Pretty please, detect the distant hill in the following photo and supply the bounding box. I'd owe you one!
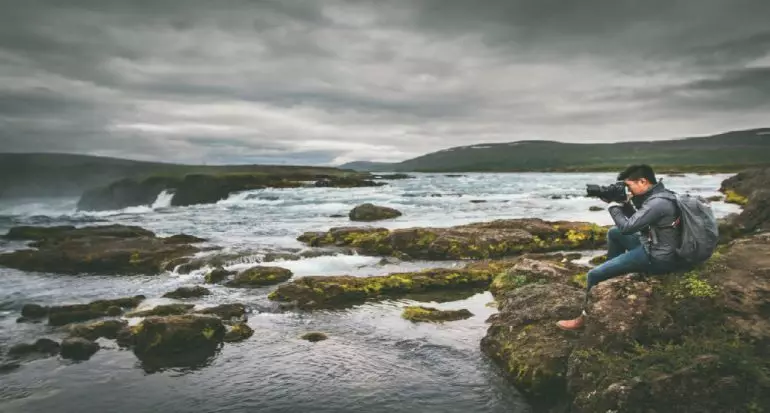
[0,153,354,198]
[340,127,770,172]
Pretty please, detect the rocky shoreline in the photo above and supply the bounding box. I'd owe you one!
[1,168,768,412]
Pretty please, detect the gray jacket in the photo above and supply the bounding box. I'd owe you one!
[608,182,681,264]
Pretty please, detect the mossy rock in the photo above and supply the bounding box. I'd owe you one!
[130,315,226,359]
[195,303,247,321]
[589,254,608,265]
[21,304,48,318]
[297,218,608,260]
[60,337,100,361]
[301,332,328,342]
[162,285,211,299]
[8,338,60,357]
[723,189,749,206]
[126,304,194,317]
[349,203,402,221]
[269,262,506,309]
[226,266,293,287]
[401,306,473,322]
[589,206,604,211]
[47,295,145,326]
[489,257,588,296]
[69,319,128,340]
[223,322,254,342]
[205,267,234,284]
[0,225,200,275]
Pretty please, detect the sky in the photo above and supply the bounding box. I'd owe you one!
[1,0,769,166]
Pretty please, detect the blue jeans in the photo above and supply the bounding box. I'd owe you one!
[586,227,677,291]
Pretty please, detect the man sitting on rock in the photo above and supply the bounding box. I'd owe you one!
[558,164,687,330]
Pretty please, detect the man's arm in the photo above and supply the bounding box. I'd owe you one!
[609,198,667,235]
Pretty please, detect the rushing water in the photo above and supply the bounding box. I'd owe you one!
[0,173,740,413]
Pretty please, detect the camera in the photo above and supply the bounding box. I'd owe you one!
[586,181,627,203]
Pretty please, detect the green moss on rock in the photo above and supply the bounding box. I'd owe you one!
[126,304,194,317]
[226,266,293,287]
[401,306,473,322]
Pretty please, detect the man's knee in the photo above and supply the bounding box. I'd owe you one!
[608,226,621,240]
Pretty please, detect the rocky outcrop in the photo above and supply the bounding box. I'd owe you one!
[0,225,201,275]
[126,304,195,317]
[718,167,770,235]
[348,203,402,221]
[68,320,128,341]
[20,295,146,326]
[481,235,770,412]
[298,218,608,260]
[78,171,385,211]
[269,260,510,309]
[223,322,254,342]
[129,315,226,367]
[194,303,247,321]
[401,306,473,322]
[225,266,293,287]
[7,338,60,359]
[162,285,211,299]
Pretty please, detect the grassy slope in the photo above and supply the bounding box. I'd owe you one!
[342,127,770,172]
[0,153,354,198]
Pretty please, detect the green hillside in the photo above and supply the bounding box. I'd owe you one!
[0,153,354,198]
[341,128,770,172]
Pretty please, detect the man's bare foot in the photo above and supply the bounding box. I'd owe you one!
[557,314,585,330]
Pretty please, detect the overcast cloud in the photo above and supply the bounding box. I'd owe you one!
[0,0,768,165]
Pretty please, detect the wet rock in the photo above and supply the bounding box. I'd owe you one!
[348,203,402,221]
[226,266,293,287]
[60,337,100,361]
[0,224,200,275]
[0,362,21,373]
[330,214,346,218]
[706,195,724,202]
[589,254,608,265]
[126,304,194,317]
[76,176,177,211]
[223,322,254,342]
[401,306,473,322]
[269,261,507,309]
[47,295,145,326]
[205,267,235,284]
[21,303,48,318]
[8,338,60,357]
[297,218,608,260]
[470,199,487,203]
[481,283,584,401]
[589,206,604,211]
[300,332,328,342]
[490,256,588,295]
[195,303,247,321]
[163,234,207,244]
[162,285,212,299]
[69,320,128,340]
[131,315,226,358]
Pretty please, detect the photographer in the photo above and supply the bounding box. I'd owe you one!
[557,164,688,331]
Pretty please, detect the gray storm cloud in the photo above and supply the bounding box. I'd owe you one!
[0,0,768,165]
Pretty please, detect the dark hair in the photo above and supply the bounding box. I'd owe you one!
[617,164,657,184]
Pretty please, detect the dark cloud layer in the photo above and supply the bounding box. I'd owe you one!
[1,0,768,165]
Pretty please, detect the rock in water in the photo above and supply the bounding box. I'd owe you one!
[223,323,254,342]
[60,338,100,361]
[68,320,128,340]
[300,332,328,342]
[205,267,234,284]
[0,224,199,275]
[126,304,194,317]
[162,285,212,299]
[131,315,226,359]
[195,304,247,321]
[401,306,473,322]
[226,266,293,287]
[348,203,402,221]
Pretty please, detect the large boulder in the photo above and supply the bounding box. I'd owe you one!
[482,235,770,412]
[60,337,100,360]
[194,303,247,321]
[0,225,200,275]
[130,315,226,367]
[8,338,60,358]
[226,266,293,287]
[719,167,770,234]
[298,218,608,260]
[348,203,402,221]
[69,319,128,340]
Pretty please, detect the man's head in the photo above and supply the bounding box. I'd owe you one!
[617,164,657,196]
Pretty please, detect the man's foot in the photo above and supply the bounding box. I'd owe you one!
[557,314,585,331]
